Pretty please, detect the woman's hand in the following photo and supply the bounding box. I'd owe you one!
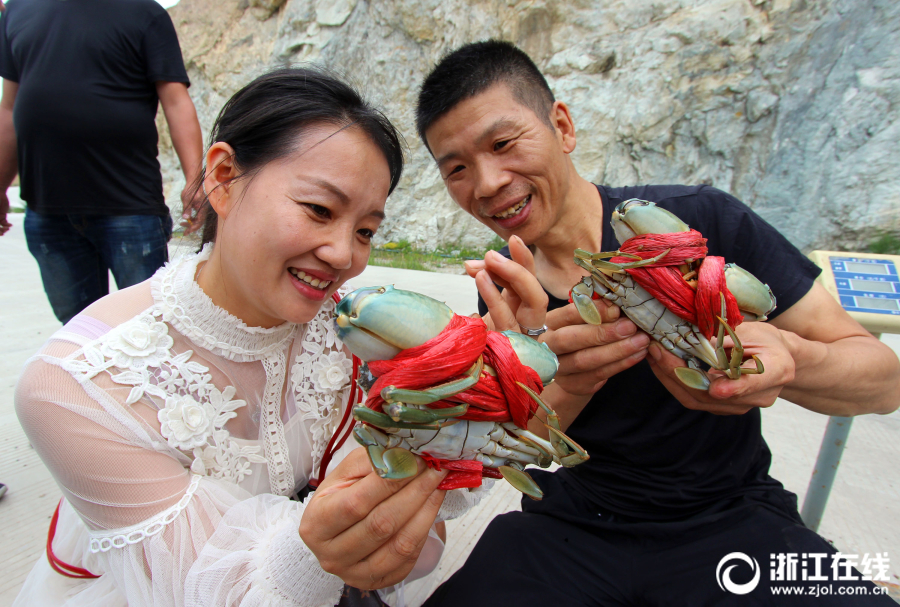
[299,447,447,590]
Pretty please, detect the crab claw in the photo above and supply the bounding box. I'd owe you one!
[498,465,543,500]
[572,277,603,326]
[354,426,419,480]
[674,366,712,391]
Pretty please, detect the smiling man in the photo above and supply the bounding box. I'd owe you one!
[418,40,900,605]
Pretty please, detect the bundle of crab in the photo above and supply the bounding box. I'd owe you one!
[572,199,778,391]
[334,286,588,499]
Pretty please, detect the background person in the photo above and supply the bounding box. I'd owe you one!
[0,0,204,324]
[417,40,900,605]
[13,68,488,607]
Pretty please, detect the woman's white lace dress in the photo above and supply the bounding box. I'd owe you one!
[13,246,485,607]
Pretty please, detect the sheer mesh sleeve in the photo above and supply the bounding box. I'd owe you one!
[15,348,343,606]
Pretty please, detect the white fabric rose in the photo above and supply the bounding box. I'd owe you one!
[310,351,352,392]
[103,316,174,370]
[158,394,215,450]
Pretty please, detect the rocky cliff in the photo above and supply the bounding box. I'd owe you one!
[158,0,900,252]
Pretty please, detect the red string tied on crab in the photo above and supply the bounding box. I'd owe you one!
[611,229,743,340]
[364,314,543,490]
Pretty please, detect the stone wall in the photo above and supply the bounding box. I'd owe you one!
[158,0,900,252]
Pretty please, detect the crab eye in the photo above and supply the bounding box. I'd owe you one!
[617,199,651,215]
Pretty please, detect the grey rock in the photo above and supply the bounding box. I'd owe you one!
[160,0,900,254]
[746,89,780,123]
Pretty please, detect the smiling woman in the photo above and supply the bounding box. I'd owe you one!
[13,68,484,607]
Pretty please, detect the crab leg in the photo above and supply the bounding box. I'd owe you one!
[381,357,484,406]
[353,407,444,431]
[575,247,671,275]
[514,383,590,467]
[572,278,603,326]
[354,425,419,480]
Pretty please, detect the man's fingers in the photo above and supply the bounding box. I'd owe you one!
[546,300,620,331]
[483,250,547,331]
[555,330,649,375]
[463,259,485,279]
[544,318,640,357]
[476,270,518,331]
[646,343,775,414]
[507,235,537,275]
[552,351,647,395]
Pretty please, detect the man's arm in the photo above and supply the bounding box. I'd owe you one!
[647,282,900,416]
[155,81,204,233]
[772,282,899,414]
[0,78,18,236]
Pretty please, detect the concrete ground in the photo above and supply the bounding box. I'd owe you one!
[1,210,899,604]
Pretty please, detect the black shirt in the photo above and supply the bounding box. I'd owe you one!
[480,184,822,520]
[0,0,189,216]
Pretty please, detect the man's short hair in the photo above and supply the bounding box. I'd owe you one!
[416,40,556,150]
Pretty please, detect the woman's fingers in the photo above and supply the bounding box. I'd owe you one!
[303,448,424,540]
[342,486,447,589]
[300,448,449,587]
[322,465,447,566]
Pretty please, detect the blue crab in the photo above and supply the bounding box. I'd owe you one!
[571,199,777,391]
[334,285,588,499]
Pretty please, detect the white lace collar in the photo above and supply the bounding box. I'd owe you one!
[150,245,299,363]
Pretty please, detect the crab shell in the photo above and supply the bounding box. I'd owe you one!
[334,285,558,384]
[611,199,776,321]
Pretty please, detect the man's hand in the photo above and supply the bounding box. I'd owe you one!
[0,190,11,236]
[646,321,796,415]
[464,235,548,333]
[465,237,650,394]
[180,183,206,235]
[542,299,650,396]
[156,81,204,235]
[299,447,447,590]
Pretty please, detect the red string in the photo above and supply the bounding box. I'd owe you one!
[310,293,365,487]
[611,230,743,339]
[365,315,542,429]
[47,500,100,579]
[363,314,544,490]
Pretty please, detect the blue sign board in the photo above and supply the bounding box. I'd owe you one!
[830,256,899,315]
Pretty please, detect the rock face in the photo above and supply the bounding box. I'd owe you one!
[159,0,900,252]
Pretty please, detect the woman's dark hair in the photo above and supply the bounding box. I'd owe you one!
[195,67,404,245]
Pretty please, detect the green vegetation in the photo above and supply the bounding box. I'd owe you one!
[368,236,507,273]
[868,233,900,256]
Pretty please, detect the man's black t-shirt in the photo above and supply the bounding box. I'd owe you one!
[479,184,822,520]
[0,0,190,216]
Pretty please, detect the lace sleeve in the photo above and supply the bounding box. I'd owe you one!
[436,480,495,523]
[15,356,343,607]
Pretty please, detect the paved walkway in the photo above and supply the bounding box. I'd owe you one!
[1,211,899,604]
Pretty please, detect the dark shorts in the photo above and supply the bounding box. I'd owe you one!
[24,210,172,324]
[425,471,894,606]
